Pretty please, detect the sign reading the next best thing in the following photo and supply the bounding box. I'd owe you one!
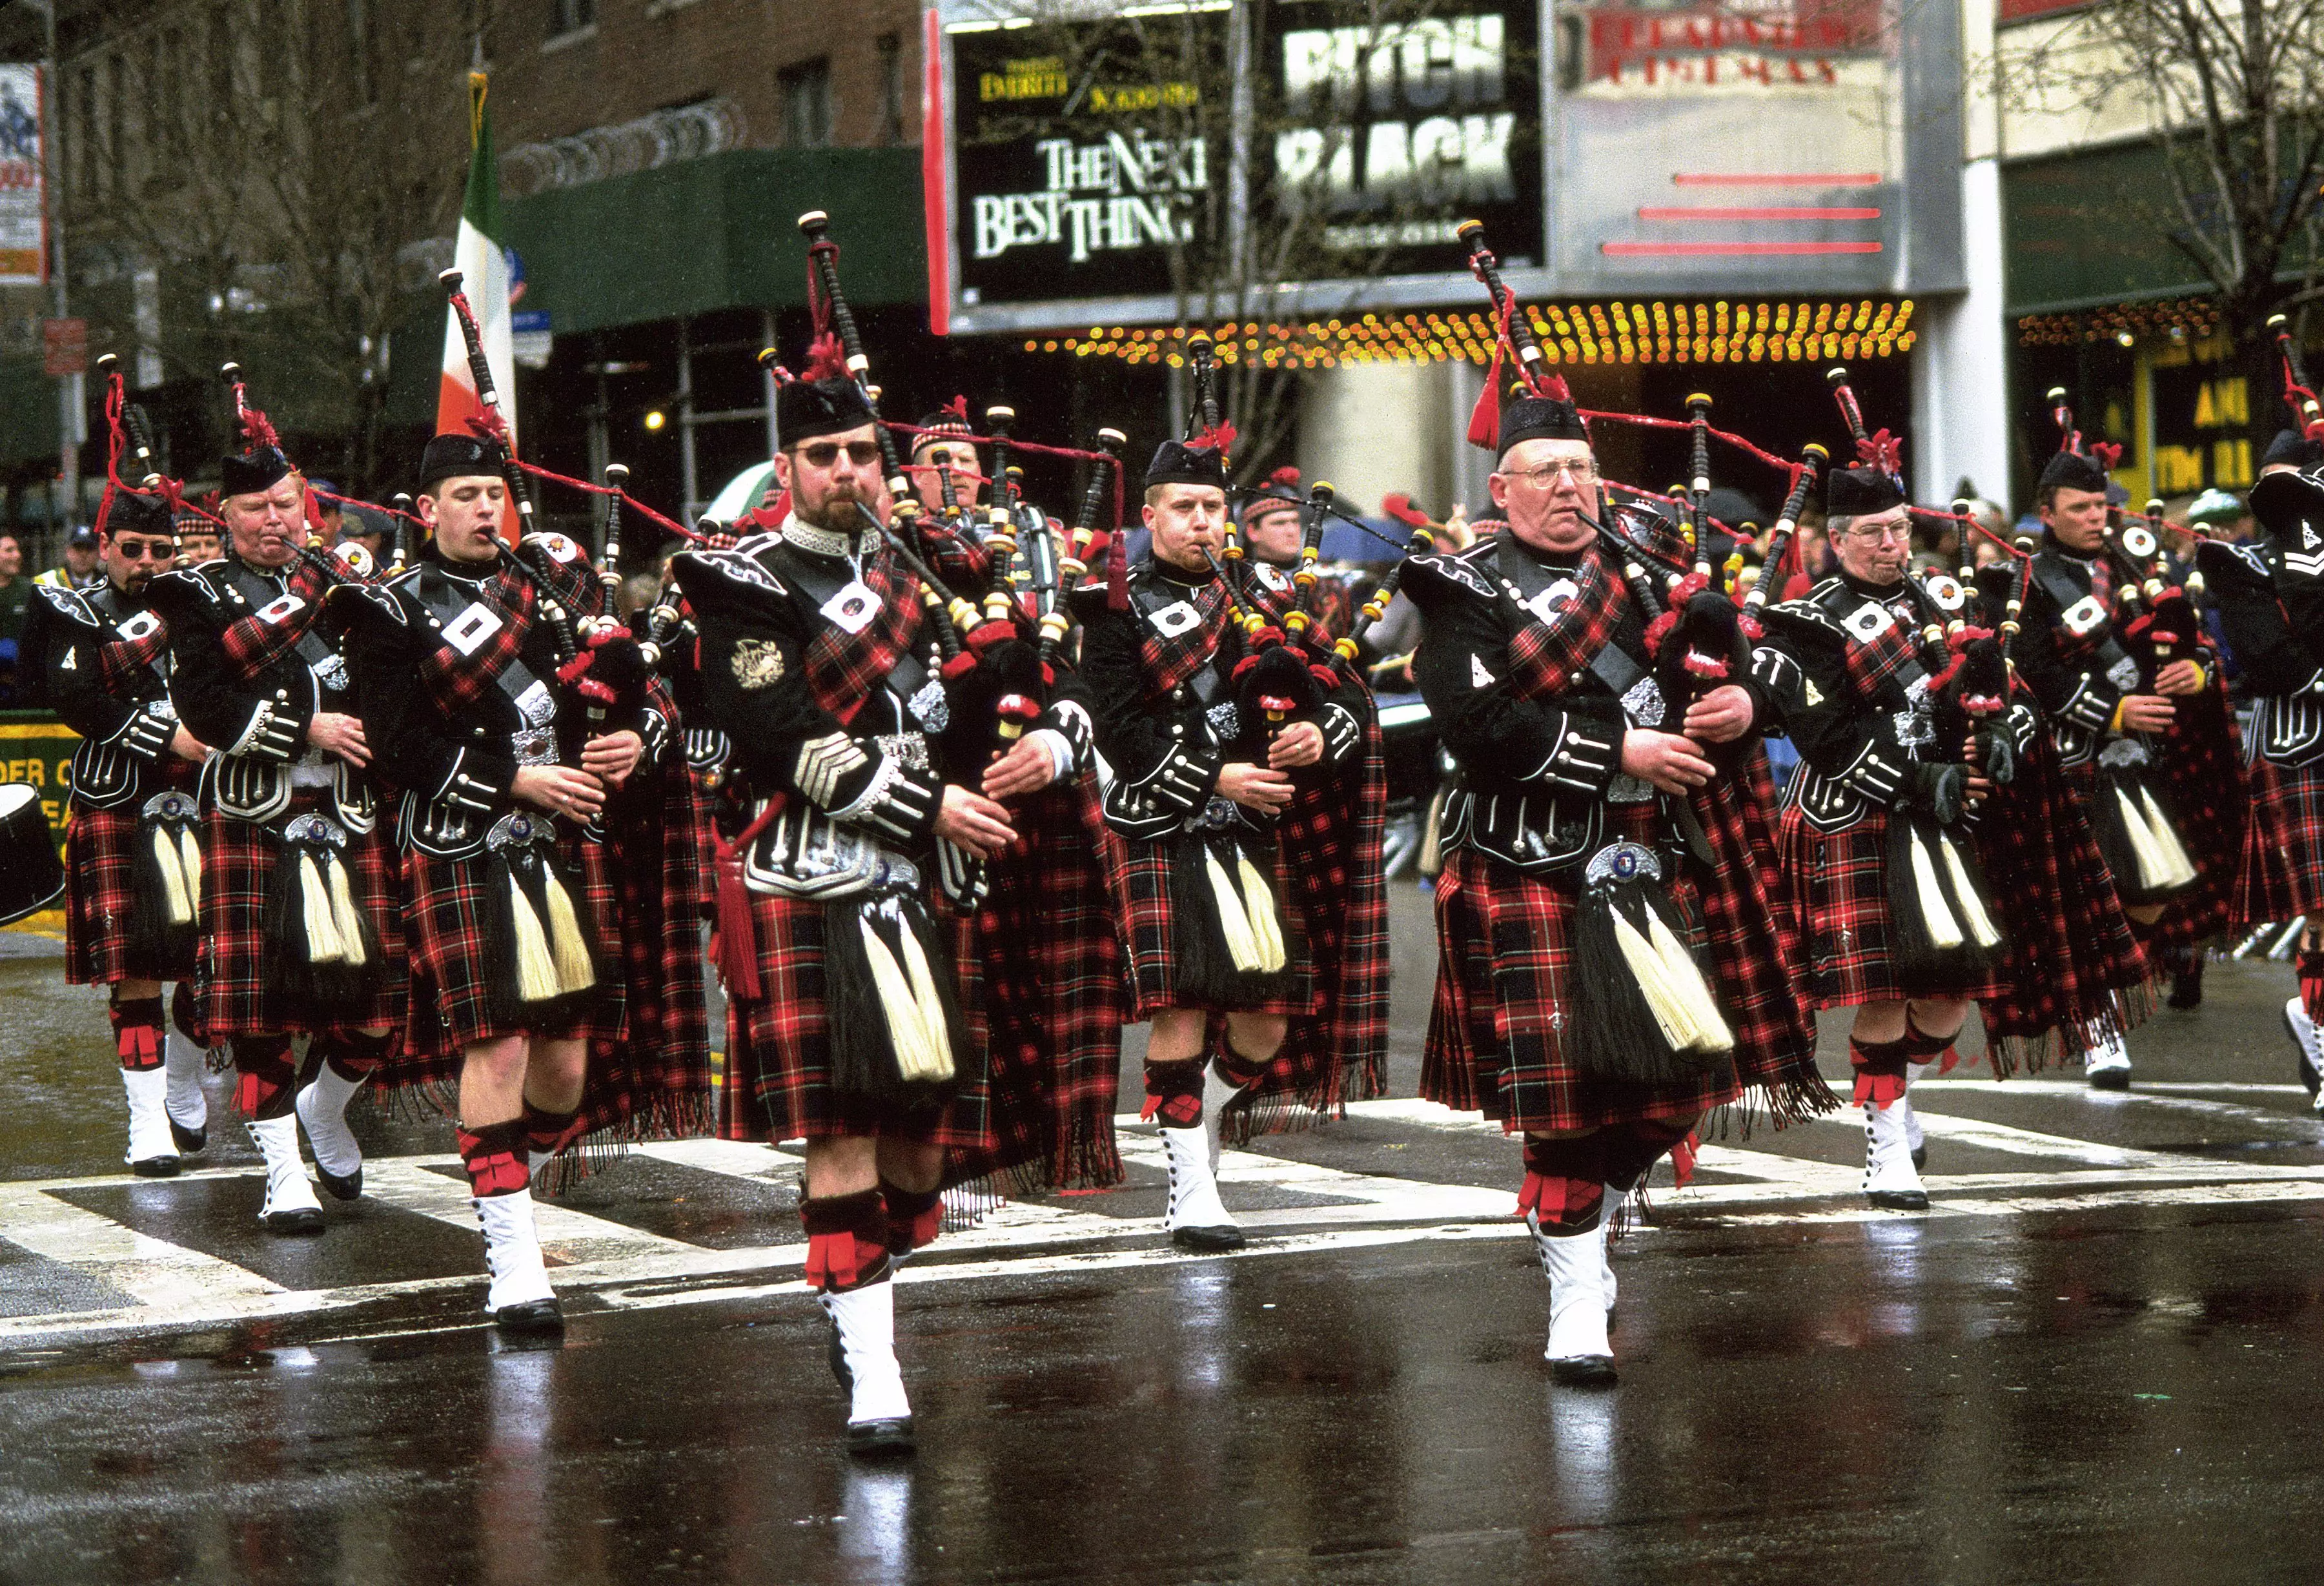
[950,0,1542,310]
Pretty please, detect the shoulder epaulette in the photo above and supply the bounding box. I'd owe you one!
[30,582,97,628]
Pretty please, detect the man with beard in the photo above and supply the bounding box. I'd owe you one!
[36,480,212,1175]
[674,354,1017,1456]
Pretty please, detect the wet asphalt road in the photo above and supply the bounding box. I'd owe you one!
[5,897,2324,1584]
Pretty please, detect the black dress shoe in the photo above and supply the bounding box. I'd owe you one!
[312,1162,363,1202]
[1911,1144,1927,1170]
[1170,1225,1247,1254]
[1550,1356,1618,1387]
[492,1299,566,1335]
[262,1206,326,1235]
[2167,965,2205,1010]
[1867,1188,1930,1211]
[848,1418,916,1458]
[2088,1068,2132,1092]
[168,1119,207,1154]
[130,1154,181,1179]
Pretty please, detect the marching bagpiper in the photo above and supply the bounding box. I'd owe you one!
[148,373,403,1235]
[673,342,1017,1456]
[1238,466,1356,643]
[344,431,657,1331]
[898,400,1132,1195]
[1758,451,2015,1210]
[1076,419,1388,1255]
[1407,381,1830,1383]
[2014,431,2217,1086]
[33,378,212,1176]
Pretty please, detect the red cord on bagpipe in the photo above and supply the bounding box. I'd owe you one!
[882,418,1126,536]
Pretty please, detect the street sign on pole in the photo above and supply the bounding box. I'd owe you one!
[41,316,85,377]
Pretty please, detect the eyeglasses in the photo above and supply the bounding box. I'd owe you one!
[112,540,174,560]
[796,441,884,469]
[1842,523,1913,545]
[1501,459,1596,488]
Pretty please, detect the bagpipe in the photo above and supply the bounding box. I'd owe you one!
[440,269,655,757]
[2269,312,2324,444]
[220,362,382,594]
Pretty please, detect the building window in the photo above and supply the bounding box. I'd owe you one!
[876,34,905,146]
[551,0,596,37]
[779,57,833,148]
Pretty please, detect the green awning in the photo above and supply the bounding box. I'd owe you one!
[500,147,928,337]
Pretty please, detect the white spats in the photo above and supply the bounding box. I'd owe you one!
[295,1064,369,1195]
[246,1115,324,1234]
[1530,1212,1616,1384]
[475,1190,558,1324]
[1862,1101,1929,1210]
[822,1279,912,1427]
[1159,1120,1244,1252]
[1598,1195,1620,1318]
[2285,997,2324,1113]
[1902,1062,1931,1164]
[2084,1021,2133,1091]
[161,1024,208,1143]
[119,1066,179,1177]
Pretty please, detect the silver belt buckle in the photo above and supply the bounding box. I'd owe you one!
[511,726,557,766]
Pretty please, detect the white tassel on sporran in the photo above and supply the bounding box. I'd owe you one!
[1205,847,1265,972]
[2138,786,2199,890]
[507,869,562,1003]
[1236,852,1288,973]
[893,918,957,1083]
[540,866,596,995]
[324,853,367,968]
[1937,831,2003,949]
[1906,827,1964,949]
[151,826,193,926]
[861,915,941,1081]
[299,853,348,965]
[2114,785,2174,891]
[1646,907,1735,1053]
[1612,905,1699,1053]
[178,827,203,915]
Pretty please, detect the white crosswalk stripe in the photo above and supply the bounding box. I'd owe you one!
[0,1075,2318,1348]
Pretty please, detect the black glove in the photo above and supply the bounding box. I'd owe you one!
[1901,762,1966,825]
[1974,723,2015,789]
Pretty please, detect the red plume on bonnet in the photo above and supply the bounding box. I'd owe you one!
[802,332,850,383]
[237,400,281,452]
[1192,420,1238,457]
[1267,464,1300,487]
[1381,493,1432,529]
[1855,427,1904,476]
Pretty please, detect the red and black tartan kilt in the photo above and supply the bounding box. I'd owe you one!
[1775,800,2011,1010]
[726,886,992,1150]
[64,793,198,987]
[2143,686,2243,950]
[2236,749,2324,925]
[1097,822,1317,1019]
[1421,820,1743,1137]
[193,791,405,1039]
[946,775,1129,1192]
[402,829,626,1051]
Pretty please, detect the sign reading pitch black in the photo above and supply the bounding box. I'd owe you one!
[1262,0,1542,274]
[949,0,1542,311]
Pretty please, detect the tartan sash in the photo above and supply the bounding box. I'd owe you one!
[1498,544,1632,700]
[1132,571,1234,703]
[802,545,922,727]
[411,558,541,719]
[215,557,337,681]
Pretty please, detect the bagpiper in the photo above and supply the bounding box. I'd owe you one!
[148,374,403,1234]
[1758,452,2015,1209]
[673,349,1016,1456]
[32,387,210,1176]
[1406,385,1830,1383]
[900,400,1131,1197]
[2015,432,2221,1086]
[1238,465,1356,642]
[344,431,658,1330]
[1076,423,1389,1254]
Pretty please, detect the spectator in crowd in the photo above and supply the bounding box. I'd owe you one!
[0,530,27,702]
[36,524,103,591]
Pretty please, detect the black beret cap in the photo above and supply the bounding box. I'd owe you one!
[2037,449,2112,497]
[2263,429,2324,471]
[418,431,507,490]
[1826,465,1906,518]
[219,445,292,498]
[1496,394,1589,456]
[104,489,174,538]
[1145,438,1228,491]
[777,378,875,447]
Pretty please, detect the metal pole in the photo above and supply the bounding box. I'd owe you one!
[761,307,780,460]
[36,1,77,542]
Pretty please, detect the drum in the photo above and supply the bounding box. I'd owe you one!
[0,783,65,926]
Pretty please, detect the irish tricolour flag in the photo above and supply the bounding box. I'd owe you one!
[437,71,516,447]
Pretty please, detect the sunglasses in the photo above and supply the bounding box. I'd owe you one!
[796,441,884,469]
[112,539,175,560]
